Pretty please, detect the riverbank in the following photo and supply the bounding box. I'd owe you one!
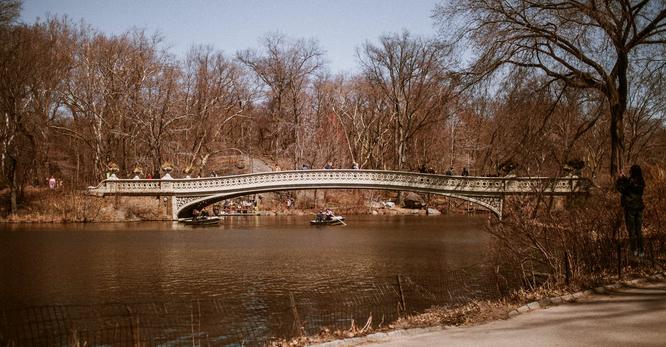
[315,272,666,347]
[0,186,462,223]
[268,269,666,347]
[0,187,105,223]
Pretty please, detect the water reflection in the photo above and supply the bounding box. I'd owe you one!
[2,215,496,344]
[1,215,490,308]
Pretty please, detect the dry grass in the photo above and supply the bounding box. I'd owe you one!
[394,300,515,328]
[267,298,519,347]
[0,186,172,222]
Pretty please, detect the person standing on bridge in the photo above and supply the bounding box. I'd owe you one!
[616,164,646,257]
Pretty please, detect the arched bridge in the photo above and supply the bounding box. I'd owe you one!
[87,169,590,220]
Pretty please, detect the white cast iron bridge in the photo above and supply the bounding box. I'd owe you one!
[87,169,590,220]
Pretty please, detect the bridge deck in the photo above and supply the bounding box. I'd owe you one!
[88,169,590,220]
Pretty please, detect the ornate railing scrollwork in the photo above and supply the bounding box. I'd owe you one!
[87,169,590,220]
[175,196,208,211]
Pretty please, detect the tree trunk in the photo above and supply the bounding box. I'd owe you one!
[10,187,17,215]
[152,146,162,178]
[93,115,104,180]
[9,156,18,214]
[609,107,625,178]
[396,126,406,206]
[609,52,629,178]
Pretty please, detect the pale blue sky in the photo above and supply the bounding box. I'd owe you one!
[21,0,441,74]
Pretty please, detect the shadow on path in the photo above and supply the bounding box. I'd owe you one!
[355,278,666,347]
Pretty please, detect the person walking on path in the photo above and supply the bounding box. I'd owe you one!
[616,164,645,257]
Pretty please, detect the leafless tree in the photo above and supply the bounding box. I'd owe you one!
[624,62,666,163]
[237,33,324,167]
[181,46,251,175]
[0,17,73,212]
[327,76,392,169]
[359,31,453,171]
[0,0,20,28]
[129,48,184,178]
[62,27,134,179]
[436,0,666,177]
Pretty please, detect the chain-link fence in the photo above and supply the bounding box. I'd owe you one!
[2,236,664,347]
[0,262,515,347]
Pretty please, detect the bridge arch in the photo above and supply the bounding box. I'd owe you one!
[175,187,504,219]
[88,169,589,220]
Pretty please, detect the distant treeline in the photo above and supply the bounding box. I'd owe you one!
[1,0,665,213]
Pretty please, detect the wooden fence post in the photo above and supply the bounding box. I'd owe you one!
[617,242,622,280]
[396,275,406,314]
[564,251,570,285]
[289,292,303,337]
[125,306,138,346]
[649,238,656,269]
[494,265,503,296]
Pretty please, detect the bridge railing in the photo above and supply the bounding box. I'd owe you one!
[87,170,590,196]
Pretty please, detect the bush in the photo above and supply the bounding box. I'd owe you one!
[488,180,666,291]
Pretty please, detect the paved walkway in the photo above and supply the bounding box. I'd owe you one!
[327,277,666,347]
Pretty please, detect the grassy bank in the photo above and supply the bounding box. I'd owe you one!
[0,187,466,223]
[0,186,174,222]
[1,187,107,222]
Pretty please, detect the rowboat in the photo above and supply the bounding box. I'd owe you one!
[310,215,346,226]
[181,216,221,226]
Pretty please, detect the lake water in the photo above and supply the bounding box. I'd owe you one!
[0,215,494,345]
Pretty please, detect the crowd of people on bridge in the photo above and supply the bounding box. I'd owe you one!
[108,161,483,179]
[297,161,361,170]
[427,165,469,176]
[294,161,473,175]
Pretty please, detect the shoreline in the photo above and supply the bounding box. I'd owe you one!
[0,206,464,224]
[282,270,666,347]
[1,186,465,224]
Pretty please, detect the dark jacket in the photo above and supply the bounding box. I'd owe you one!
[616,176,645,210]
